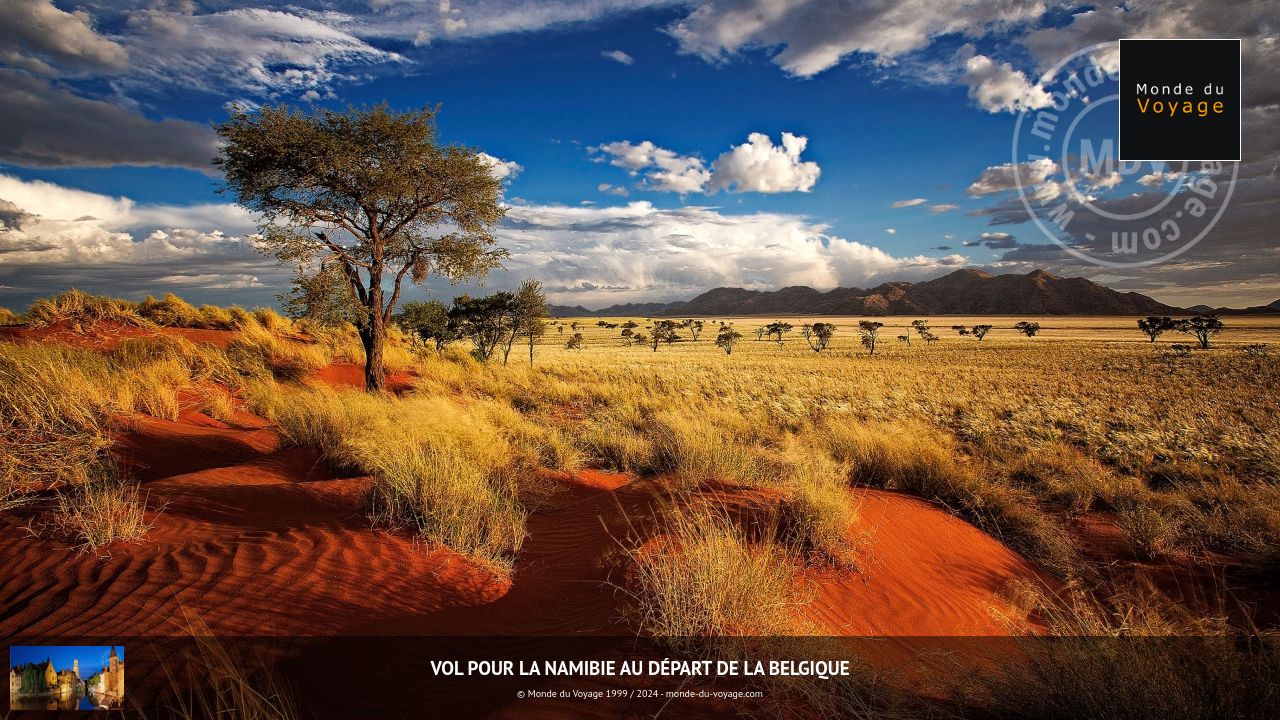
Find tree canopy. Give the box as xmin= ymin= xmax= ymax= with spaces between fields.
xmin=216 ymin=103 xmax=507 ymax=390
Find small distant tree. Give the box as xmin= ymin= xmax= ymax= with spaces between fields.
xmin=716 ymin=325 xmax=743 ymax=355
xmin=397 ymin=299 xmax=454 ymax=350
xmin=620 ymin=327 xmax=634 ymax=343
xmin=631 ymin=331 xmax=649 ymax=347
xmin=688 ymin=320 xmax=705 ymax=341
xmin=896 ymin=334 xmax=910 ymax=346
xmin=1014 ymin=321 xmax=1041 ymax=337
xmin=952 ymin=324 xmax=970 ymax=336
xmin=556 ymin=324 xmax=564 ymax=334
xmin=1137 ymin=316 xmax=1175 ymax=342
xmin=754 ymin=326 xmax=767 ymax=342
xmin=858 ymin=320 xmax=883 ymax=355
xmin=513 ymin=280 xmax=549 ymax=366
xmin=1175 ymin=314 xmax=1224 ymax=349
xmin=800 ymin=322 xmax=836 ymax=352
xmin=764 ymin=321 xmax=793 ymax=346
xmin=565 ymin=332 xmax=584 ymax=350
xmin=972 ymin=324 xmax=993 ymax=341
xmin=621 ymin=320 xmax=638 ymax=330
xmin=911 ymin=319 xmax=930 ymax=341
xmin=923 ymin=331 xmax=939 ymax=345
xmin=449 ymin=292 xmax=514 ymax=362
xmin=650 ymin=320 xmax=679 ymax=351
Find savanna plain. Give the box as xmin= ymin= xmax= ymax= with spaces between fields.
xmin=2 ymin=291 xmax=1278 ymax=719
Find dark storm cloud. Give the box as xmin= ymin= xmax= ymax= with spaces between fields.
xmin=0 ymin=71 xmax=220 ymax=171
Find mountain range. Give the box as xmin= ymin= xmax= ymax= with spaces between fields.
xmin=549 ymin=269 xmax=1242 ymax=317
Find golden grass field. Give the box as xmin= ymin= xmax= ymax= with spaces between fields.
xmin=2 ymin=292 xmax=1278 ymax=717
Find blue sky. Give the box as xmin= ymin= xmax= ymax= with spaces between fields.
xmin=0 ymin=1 xmax=1277 ymax=310
xmin=10 ymin=645 xmax=121 ymax=677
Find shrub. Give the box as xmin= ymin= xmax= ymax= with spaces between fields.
xmin=226 ymin=326 xmax=328 ymax=382
xmin=0 ymin=342 xmax=112 ymax=495
xmin=50 ymin=472 xmax=154 ymax=553
xmin=776 ymin=449 xmax=862 ymax=569
xmin=0 ymin=307 xmax=20 ymax=326
xmin=627 ymin=507 xmax=811 ymax=639
xmin=110 ymin=335 xmax=241 ymax=388
xmin=137 ymin=293 xmax=204 ymax=328
xmin=252 ymin=307 xmax=292 ymax=334
xmin=25 ymin=289 xmax=148 ymax=330
xmin=1006 ymin=445 xmax=1145 ymax=514
xmin=198 ymin=304 xmax=236 ymax=329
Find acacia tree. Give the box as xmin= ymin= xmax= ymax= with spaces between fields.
xmin=1014 ymin=321 xmax=1041 ymax=337
xmin=216 ymin=104 xmax=507 ymax=391
xmin=764 ymin=321 xmax=793 ymax=346
xmin=858 ymin=320 xmax=883 ymax=355
xmin=972 ymin=324 xmax=993 ymax=341
xmin=650 ymin=320 xmax=679 ymax=351
xmin=716 ymin=325 xmax=743 ymax=355
xmin=800 ymin=322 xmax=836 ymax=352
xmin=1138 ymin=316 xmax=1174 ymax=342
xmin=449 ymin=293 xmax=514 ymax=361
xmin=911 ymin=319 xmax=930 ymax=341
xmin=1176 ymin=314 xmax=1224 ymax=349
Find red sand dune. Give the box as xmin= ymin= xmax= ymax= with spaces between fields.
xmin=810 ymin=489 xmax=1051 ymax=637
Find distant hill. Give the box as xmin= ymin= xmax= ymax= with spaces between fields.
xmin=549 ymin=300 xmax=684 ymax=318
xmin=553 ymin=269 xmax=1186 ymax=317
xmin=1189 ymin=298 xmax=1280 ymax=316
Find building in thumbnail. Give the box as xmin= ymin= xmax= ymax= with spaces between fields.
xmin=93 ymin=646 xmax=124 ymax=703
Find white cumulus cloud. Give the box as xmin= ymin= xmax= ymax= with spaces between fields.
xmin=593 ymin=131 xmax=820 ymax=195
xmin=961 ymin=52 xmax=1053 ymax=114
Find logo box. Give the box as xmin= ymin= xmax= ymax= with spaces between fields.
xmin=1119 ymin=38 xmax=1241 ymax=161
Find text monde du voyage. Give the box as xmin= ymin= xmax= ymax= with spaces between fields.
xmin=1134 ymin=82 xmax=1228 ymax=118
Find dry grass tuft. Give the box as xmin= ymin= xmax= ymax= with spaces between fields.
xmin=626 ymin=505 xmax=812 ymax=640
xmin=49 ymin=473 xmax=155 ymax=553
xmin=26 ymin=289 xmax=150 ymax=330
xmin=226 ymin=325 xmax=329 ymax=382
xmin=0 ymin=342 xmax=113 ymax=495
xmin=256 ymin=385 xmax=529 ymax=571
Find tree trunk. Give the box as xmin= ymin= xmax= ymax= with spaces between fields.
xmin=361 ymin=322 xmax=386 ymax=392
xmin=363 ymin=285 xmax=387 ymax=392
